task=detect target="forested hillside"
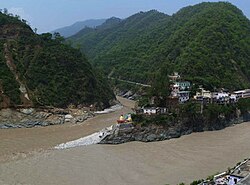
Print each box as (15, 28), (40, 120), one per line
(69, 2), (250, 90)
(0, 11), (114, 109)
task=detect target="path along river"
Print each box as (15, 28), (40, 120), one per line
(0, 97), (250, 185)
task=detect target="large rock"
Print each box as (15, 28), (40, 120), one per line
(19, 108), (35, 115)
(146, 134), (157, 142)
(65, 114), (73, 122)
(100, 125), (184, 144)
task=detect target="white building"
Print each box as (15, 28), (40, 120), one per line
(212, 92), (229, 103)
(194, 87), (212, 99)
(171, 84), (180, 97)
(234, 89), (250, 99)
(213, 92), (229, 99)
(168, 72), (180, 82)
(142, 107), (167, 115)
(229, 94), (237, 102)
(170, 82), (191, 104)
(143, 107), (157, 115)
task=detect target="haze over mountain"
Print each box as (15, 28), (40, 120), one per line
(51, 19), (106, 38)
(70, 17), (122, 40)
(68, 2), (250, 90)
(0, 12), (114, 109)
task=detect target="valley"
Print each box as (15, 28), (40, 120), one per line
(0, 1), (250, 185)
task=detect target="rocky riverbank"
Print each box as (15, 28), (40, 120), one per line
(100, 111), (250, 144)
(0, 107), (94, 129)
(100, 123), (193, 144)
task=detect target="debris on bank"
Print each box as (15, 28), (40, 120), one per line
(0, 103), (123, 129)
(55, 125), (117, 149)
(55, 113), (134, 149)
(0, 107), (94, 129)
(94, 104), (123, 114)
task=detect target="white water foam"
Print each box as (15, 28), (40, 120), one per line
(94, 104), (123, 114)
(55, 125), (115, 149)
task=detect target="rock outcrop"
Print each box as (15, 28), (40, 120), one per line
(100, 111), (250, 144)
(99, 124), (190, 144)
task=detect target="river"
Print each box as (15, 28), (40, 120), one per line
(0, 97), (250, 185)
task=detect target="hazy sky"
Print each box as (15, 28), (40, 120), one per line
(1, 0), (250, 33)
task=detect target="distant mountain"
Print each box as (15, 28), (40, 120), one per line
(68, 10), (169, 73)
(51, 19), (106, 38)
(0, 13), (114, 109)
(70, 17), (121, 40)
(68, 3), (250, 90)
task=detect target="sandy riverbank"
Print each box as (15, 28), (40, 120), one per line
(1, 97), (250, 185)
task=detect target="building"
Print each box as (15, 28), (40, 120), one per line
(170, 86), (190, 103)
(194, 87), (212, 99)
(177, 91), (190, 103)
(194, 88), (212, 104)
(213, 159), (250, 185)
(143, 107), (157, 115)
(142, 107), (167, 115)
(171, 84), (180, 97)
(175, 81), (191, 91)
(234, 89), (250, 99)
(229, 94), (237, 103)
(170, 79), (191, 103)
(158, 107), (167, 114)
(212, 92), (230, 104)
(170, 81), (191, 94)
(168, 72), (180, 82)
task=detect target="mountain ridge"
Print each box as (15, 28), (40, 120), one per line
(51, 19), (106, 38)
(68, 2), (250, 90)
(0, 12), (114, 109)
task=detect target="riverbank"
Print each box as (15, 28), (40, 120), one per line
(100, 111), (250, 144)
(1, 97), (250, 185)
(0, 107), (95, 129)
(0, 96), (134, 162)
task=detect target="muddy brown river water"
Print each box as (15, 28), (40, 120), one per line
(0, 97), (134, 162)
(0, 97), (250, 185)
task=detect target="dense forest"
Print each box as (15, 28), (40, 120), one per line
(69, 2), (250, 90)
(0, 11), (114, 109)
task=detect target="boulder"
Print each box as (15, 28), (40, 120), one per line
(135, 135), (143, 141)
(65, 114), (73, 122)
(146, 134), (157, 142)
(19, 108), (35, 115)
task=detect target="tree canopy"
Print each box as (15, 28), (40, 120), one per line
(68, 2), (250, 90)
(0, 12), (114, 109)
